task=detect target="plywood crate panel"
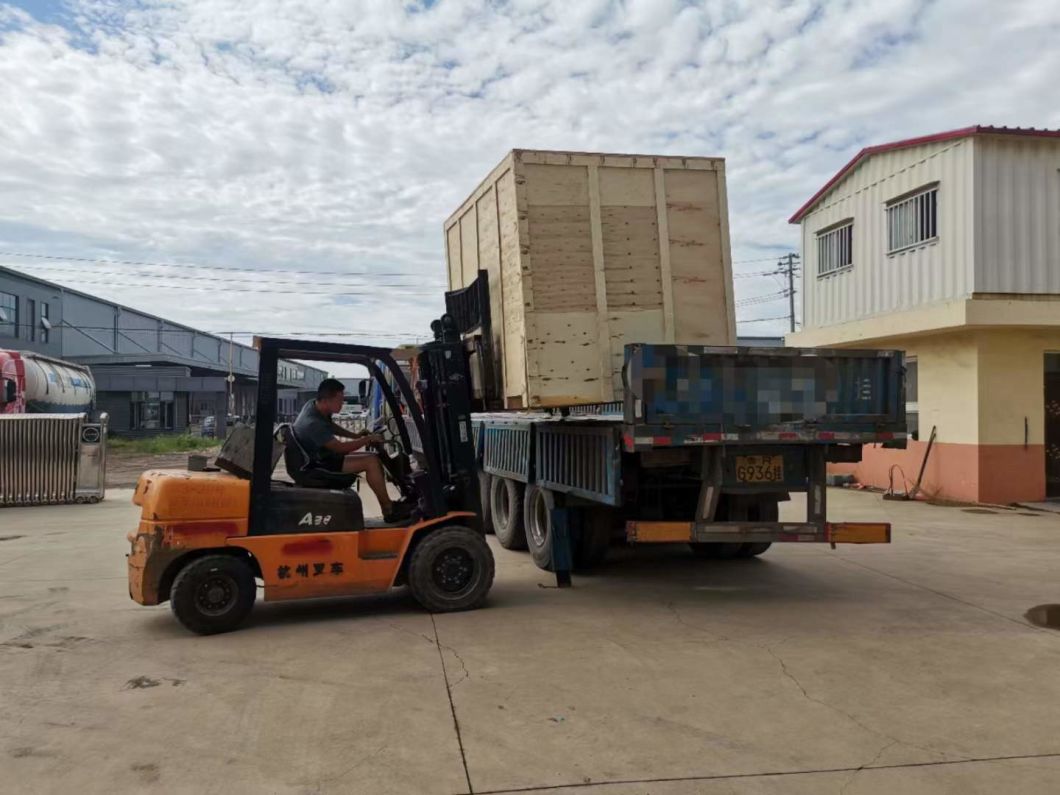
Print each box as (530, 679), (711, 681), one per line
(445, 149), (736, 409)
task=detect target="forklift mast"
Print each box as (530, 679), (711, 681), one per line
(415, 314), (481, 527)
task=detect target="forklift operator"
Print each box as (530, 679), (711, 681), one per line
(294, 379), (411, 522)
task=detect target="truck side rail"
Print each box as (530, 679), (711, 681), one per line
(477, 420), (534, 484)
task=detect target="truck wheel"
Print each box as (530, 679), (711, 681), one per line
(490, 477), (527, 550)
(408, 526), (495, 612)
(735, 499), (779, 558)
(170, 555), (256, 635)
(478, 472), (493, 533)
(524, 485), (555, 571)
(689, 542), (744, 559)
(574, 508), (612, 569)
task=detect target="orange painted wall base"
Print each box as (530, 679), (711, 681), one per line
(830, 441), (1045, 505)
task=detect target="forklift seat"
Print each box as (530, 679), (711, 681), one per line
(278, 424), (360, 491)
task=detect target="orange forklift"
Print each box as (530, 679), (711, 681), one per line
(127, 317), (495, 634)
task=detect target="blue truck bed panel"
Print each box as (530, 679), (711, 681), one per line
(535, 424), (621, 505)
(623, 344), (906, 449)
(479, 422), (533, 482)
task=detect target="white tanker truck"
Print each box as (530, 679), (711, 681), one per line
(0, 349), (96, 414)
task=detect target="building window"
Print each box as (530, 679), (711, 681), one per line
(816, 221), (853, 276)
(40, 303), (49, 343)
(27, 299), (36, 342)
(906, 358), (919, 441)
(131, 391), (175, 431)
(0, 292), (18, 338)
(886, 186), (938, 253)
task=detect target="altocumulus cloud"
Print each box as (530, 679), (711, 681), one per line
(0, 0), (1057, 342)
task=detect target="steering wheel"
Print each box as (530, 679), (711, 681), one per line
(368, 415), (402, 452)
(366, 416), (415, 499)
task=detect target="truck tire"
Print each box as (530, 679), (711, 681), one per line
(523, 484), (555, 571)
(490, 477), (527, 550)
(407, 526), (495, 612)
(736, 499), (778, 558)
(478, 472), (493, 533)
(574, 507), (612, 569)
(170, 555), (256, 635)
(689, 542), (744, 559)
(690, 498), (778, 560)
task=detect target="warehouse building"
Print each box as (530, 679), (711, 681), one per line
(0, 266), (328, 436)
(787, 126), (1060, 504)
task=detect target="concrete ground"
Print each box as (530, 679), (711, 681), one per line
(3, 488), (1060, 794)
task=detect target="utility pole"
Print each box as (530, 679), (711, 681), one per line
(781, 252), (800, 333)
(226, 333), (235, 424)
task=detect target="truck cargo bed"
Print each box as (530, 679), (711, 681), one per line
(622, 343), (906, 450)
(471, 344), (906, 509)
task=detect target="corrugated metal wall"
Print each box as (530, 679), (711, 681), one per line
(800, 139), (975, 329)
(0, 415), (82, 505)
(974, 136), (1060, 295)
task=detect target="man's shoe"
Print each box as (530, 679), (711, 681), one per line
(384, 501), (414, 523)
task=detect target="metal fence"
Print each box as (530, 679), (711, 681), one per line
(0, 414), (107, 506)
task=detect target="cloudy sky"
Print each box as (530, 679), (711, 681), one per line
(1, 0), (1058, 359)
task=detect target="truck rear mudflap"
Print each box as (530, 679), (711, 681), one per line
(626, 521), (891, 545)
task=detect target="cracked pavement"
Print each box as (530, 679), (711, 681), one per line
(3, 488), (1060, 793)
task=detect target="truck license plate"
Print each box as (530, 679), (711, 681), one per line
(735, 455), (784, 483)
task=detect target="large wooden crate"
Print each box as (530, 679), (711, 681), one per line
(445, 149), (736, 409)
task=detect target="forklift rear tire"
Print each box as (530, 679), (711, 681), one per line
(478, 472), (493, 533)
(170, 555), (256, 635)
(490, 477), (527, 550)
(408, 526), (496, 612)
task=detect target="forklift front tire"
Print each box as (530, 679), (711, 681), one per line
(170, 555), (256, 635)
(408, 526), (495, 613)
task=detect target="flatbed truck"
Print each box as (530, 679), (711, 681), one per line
(369, 281), (908, 573)
(472, 340), (905, 571)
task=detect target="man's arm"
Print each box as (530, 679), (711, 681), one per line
(323, 434), (382, 455)
(330, 421), (361, 440)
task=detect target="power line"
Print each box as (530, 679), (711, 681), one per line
(736, 315), (791, 324)
(14, 263), (445, 291)
(3, 273), (443, 298)
(732, 268), (785, 279)
(3, 320), (422, 340)
(0, 249), (439, 279)
(734, 289), (790, 308)
(731, 256), (793, 265)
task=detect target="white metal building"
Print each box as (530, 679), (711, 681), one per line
(787, 126), (1060, 504)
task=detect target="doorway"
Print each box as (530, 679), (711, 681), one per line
(1045, 354), (1060, 498)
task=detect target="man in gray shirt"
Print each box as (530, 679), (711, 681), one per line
(293, 378), (411, 522)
